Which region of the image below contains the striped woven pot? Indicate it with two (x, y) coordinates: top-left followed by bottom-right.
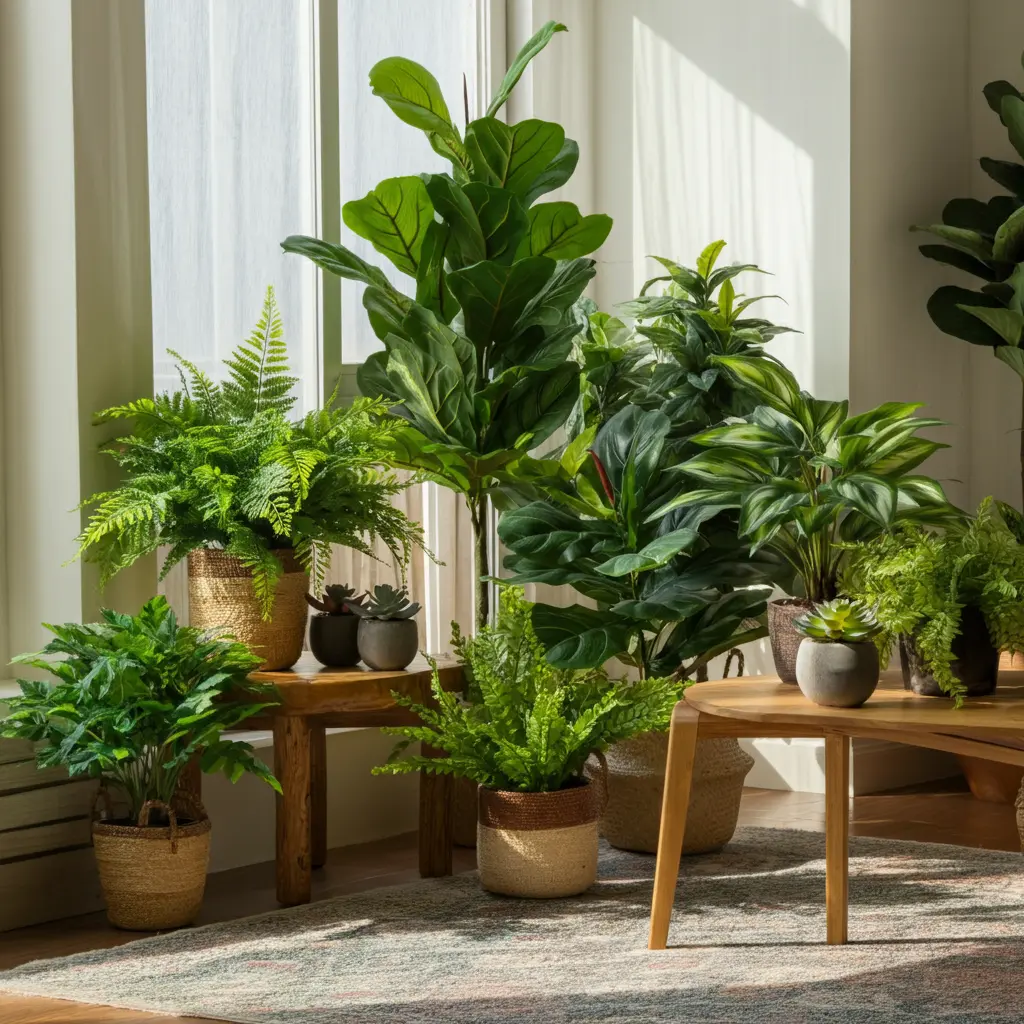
(477, 781), (599, 898)
(187, 548), (308, 670)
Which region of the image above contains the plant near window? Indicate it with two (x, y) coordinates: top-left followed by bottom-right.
(498, 405), (781, 679)
(350, 583), (422, 671)
(75, 287), (423, 616)
(282, 22), (612, 630)
(912, 53), (1024, 504)
(0, 596), (281, 820)
(348, 583), (421, 621)
(306, 584), (367, 669)
(843, 499), (1024, 705)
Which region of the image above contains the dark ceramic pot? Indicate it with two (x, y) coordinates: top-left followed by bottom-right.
(899, 605), (999, 698)
(357, 618), (418, 671)
(768, 598), (813, 683)
(308, 613), (360, 668)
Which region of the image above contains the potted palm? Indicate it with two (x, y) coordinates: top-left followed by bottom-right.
(661, 355), (960, 681)
(794, 599), (882, 708)
(375, 588), (678, 897)
(349, 584), (421, 670)
(0, 596), (280, 930)
(306, 585), (366, 667)
(75, 288), (423, 669)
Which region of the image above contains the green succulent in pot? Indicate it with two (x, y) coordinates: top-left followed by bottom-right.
(794, 599), (882, 642)
(306, 585), (367, 669)
(350, 584), (421, 671)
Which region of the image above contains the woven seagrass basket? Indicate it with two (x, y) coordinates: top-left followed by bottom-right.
(188, 548), (307, 670)
(769, 599), (812, 683)
(597, 731), (754, 855)
(92, 799), (211, 931)
(1016, 781), (1024, 852)
(477, 781), (599, 898)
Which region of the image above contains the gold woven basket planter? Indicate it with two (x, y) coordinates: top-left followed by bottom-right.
(599, 731), (754, 855)
(477, 782), (599, 898)
(187, 548), (308, 670)
(92, 801), (211, 931)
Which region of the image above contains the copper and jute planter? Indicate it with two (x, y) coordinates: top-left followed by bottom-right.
(477, 780), (599, 898)
(187, 548), (308, 670)
(768, 598), (813, 683)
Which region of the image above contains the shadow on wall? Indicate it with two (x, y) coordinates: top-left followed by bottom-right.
(627, 0), (851, 399)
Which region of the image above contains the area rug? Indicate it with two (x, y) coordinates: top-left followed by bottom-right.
(2, 827), (1023, 1023)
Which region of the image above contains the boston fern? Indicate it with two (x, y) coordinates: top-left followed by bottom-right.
(75, 287), (422, 616)
(0, 597), (281, 823)
(374, 588), (678, 792)
(283, 22), (610, 628)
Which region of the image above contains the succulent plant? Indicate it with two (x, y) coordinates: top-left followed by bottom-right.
(305, 584), (366, 616)
(349, 584), (420, 621)
(794, 599), (881, 643)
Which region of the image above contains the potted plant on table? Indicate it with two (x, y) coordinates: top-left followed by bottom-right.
(793, 599), (882, 708)
(375, 588), (678, 898)
(74, 288), (423, 670)
(349, 584), (421, 671)
(306, 585), (366, 667)
(0, 596), (280, 931)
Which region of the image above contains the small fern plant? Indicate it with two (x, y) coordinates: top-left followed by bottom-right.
(76, 287), (423, 616)
(374, 588), (680, 793)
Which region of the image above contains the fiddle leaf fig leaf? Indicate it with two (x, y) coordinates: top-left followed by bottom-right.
(423, 174), (486, 267)
(486, 21), (567, 118)
(342, 176), (433, 277)
(996, 344), (1024, 380)
(909, 224), (993, 260)
(463, 183), (529, 264)
(522, 139), (580, 207)
(993, 205), (1024, 262)
(280, 236), (398, 292)
(465, 118), (566, 199)
(927, 286), (1006, 346)
(1003, 94), (1024, 161)
(415, 222), (457, 322)
(515, 202), (612, 260)
(595, 528), (701, 577)
(956, 304), (1024, 345)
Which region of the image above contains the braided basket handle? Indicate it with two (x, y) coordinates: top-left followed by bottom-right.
(137, 799), (180, 854)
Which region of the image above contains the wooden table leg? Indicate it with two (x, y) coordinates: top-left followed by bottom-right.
(825, 730), (850, 945)
(273, 715), (312, 906)
(310, 723), (327, 869)
(648, 702), (700, 950)
(418, 743), (453, 877)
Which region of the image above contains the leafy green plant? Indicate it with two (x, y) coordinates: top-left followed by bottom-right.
(282, 22), (610, 629)
(794, 599), (881, 642)
(75, 288), (423, 617)
(305, 584), (366, 616)
(843, 499), (1024, 705)
(373, 588), (678, 792)
(349, 583), (420, 621)
(912, 53), (1024, 503)
(658, 355), (959, 602)
(0, 596), (281, 823)
(499, 405), (781, 678)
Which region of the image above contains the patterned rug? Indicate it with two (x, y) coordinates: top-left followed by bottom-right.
(2, 827), (1023, 1023)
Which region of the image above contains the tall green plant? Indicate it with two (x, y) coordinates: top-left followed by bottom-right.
(75, 288), (422, 616)
(282, 22), (611, 629)
(659, 356), (960, 602)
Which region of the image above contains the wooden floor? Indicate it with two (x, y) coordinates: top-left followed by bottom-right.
(1, 779), (1019, 1024)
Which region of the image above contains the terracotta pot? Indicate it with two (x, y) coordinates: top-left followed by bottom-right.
(308, 613), (359, 667)
(477, 781), (598, 898)
(768, 598), (812, 683)
(958, 755), (1024, 804)
(898, 605), (998, 698)
(187, 548), (307, 671)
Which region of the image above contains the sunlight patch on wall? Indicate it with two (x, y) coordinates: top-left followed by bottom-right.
(787, 0), (851, 49)
(632, 20), (814, 388)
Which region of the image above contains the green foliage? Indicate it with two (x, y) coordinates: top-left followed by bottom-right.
(305, 584), (365, 616)
(843, 499), (1024, 705)
(499, 406), (782, 678)
(794, 599), (881, 642)
(0, 597), (281, 823)
(282, 23), (608, 626)
(660, 355), (960, 602)
(349, 583), (420, 621)
(75, 288), (423, 617)
(373, 588), (679, 792)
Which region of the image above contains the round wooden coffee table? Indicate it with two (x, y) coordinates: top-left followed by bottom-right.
(648, 670), (1024, 949)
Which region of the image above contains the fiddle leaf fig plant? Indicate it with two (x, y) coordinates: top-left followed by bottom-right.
(283, 21), (610, 629)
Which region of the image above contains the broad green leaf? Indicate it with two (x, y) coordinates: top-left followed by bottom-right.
(341, 176), (432, 277)
(497, 500), (615, 562)
(927, 285), (1006, 346)
(868, 437), (945, 476)
(591, 406), (669, 497)
(280, 235), (398, 292)
(980, 157), (1024, 199)
(483, 363), (579, 451)
(513, 257), (596, 336)
(423, 174), (486, 267)
(522, 139), (580, 207)
(1003, 94), (1024, 161)
(917, 244), (1001, 282)
(956, 304), (1024, 344)
(486, 21), (567, 117)
(712, 354), (809, 431)
(369, 57), (462, 155)
(996, 344), (1024, 380)
(356, 351), (402, 405)
(649, 255), (704, 297)
(739, 483), (809, 537)
(415, 222), (457, 322)
(985, 78), (1022, 115)
(690, 421), (794, 454)
(942, 195), (1020, 234)
(696, 240), (726, 279)
(993, 205), (1024, 262)
(677, 448), (768, 484)
(707, 263), (765, 292)
(515, 202), (612, 260)
(909, 224), (993, 260)
(465, 118), (566, 199)
(595, 528), (701, 577)
(362, 285), (411, 342)
(896, 475), (949, 509)
(829, 473), (897, 527)
(463, 183), (529, 264)
(611, 577), (712, 621)
(530, 602), (635, 669)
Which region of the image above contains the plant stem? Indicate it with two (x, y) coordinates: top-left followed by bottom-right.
(468, 493), (490, 633)
(1019, 376), (1024, 511)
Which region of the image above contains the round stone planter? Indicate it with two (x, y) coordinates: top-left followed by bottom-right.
(795, 638), (880, 708)
(356, 618), (418, 671)
(768, 598), (813, 683)
(308, 613), (359, 668)
(477, 781), (599, 898)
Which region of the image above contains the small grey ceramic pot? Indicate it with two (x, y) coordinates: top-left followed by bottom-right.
(795, 638), (880, 708)
(308, 614), (359, 668)
(356, 618), (418, 671)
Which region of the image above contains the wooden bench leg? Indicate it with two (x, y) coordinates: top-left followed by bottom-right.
(648, 702), (700, 950)
(418, 743), (453, 877)
(274, 715), (312, 905)
(825, 731), (850, 945)
(310, 723), (327, 869)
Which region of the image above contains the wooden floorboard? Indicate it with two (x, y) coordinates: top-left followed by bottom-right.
(0, 779), (1019, 1023)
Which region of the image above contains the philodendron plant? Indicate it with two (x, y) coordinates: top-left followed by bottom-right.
(499, 405), (781, 679)
(660, 355), (960, 602)
(283, 22), (610, 629)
